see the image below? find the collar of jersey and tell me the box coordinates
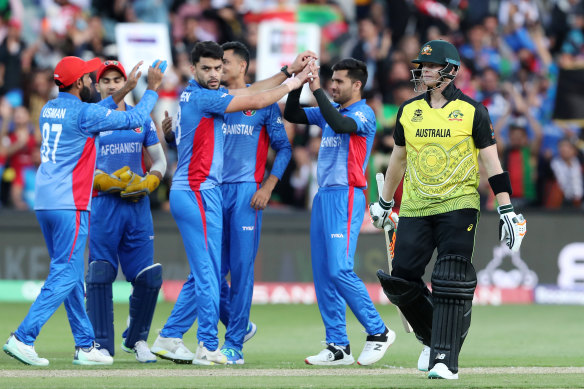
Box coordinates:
[336,99,366,112]
[58,91,83,101]
[423,82,461,106]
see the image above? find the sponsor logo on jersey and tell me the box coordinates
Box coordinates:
[330,233,344,238]
[467,224,474,231]
[448,110,464,121]
[421,45,432,55]
[221,93,228,98]
[100,131,113,137]
[354,111,368,123]
[321,136,342,148]
[415,128,451,137]
[242,226,255,231]
[243,109,256,116]
[411,109,423,122]
[180,92,191,102]
[133,126,143,133]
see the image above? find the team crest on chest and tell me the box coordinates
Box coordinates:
[448,110,463,121]
[133,127,143,133]
[411,109,423,122]
[243,110,256,117]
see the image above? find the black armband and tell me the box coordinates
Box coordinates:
[313,88,357,134]
[488,171,513,196]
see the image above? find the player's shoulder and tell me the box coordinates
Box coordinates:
[400,93,425,111]
[456,91,483,109]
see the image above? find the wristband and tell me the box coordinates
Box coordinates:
[379,196,395,210]
[497,203,514,215]
[283,77,302,91]
[281,65,292,78]
[488,171,513,195]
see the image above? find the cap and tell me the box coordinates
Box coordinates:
[96,60,127,82]
[54,56,102,88]
[412,40,460,67]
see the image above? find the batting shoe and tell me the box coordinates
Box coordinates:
[305,343,354,366]
[243,322,257,343]
[121,340,157,363]
[221,347,244,365]
[151,335,194,364]
[428,362,459,380]
[193,342,228,365]
[73,342,114,365]
[418,345,431,371]
[3,333,49,366]
[357,327,396,366]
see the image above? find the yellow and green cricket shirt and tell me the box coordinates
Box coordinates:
[394,83,496,217]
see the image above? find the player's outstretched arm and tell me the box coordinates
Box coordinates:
[479,144,526,251]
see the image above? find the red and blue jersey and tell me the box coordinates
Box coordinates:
[222,101,291,184]
[95,102,159,182]
[172,80,234,191]
[304,99,376,189]
[34,90,158,211]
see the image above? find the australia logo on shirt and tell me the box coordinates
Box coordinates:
[448,110,463,121]
[133,127,143,133]
[243,110,256,117]
[411,109,423,122]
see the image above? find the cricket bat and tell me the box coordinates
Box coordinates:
[376,172,413,333]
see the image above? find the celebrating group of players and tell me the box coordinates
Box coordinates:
[2,38,526,380]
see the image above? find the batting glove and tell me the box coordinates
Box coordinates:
[369,197,399,231]
[93,166,132,193]
[120,173,160,201]
[497,204,526,252]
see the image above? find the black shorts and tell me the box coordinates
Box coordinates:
[392,208,479,282]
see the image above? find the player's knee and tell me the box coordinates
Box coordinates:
[431,255,476,300]
[377,270,426,306]
[133,263,163,289]
[86,261,116,284]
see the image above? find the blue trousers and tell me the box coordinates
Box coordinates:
[16,210,94,347]
[310,187,385,346]
[164,188,222,350]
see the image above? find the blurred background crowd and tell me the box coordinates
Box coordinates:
[0,0,583,212]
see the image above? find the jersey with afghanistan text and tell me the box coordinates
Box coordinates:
[171,80,234,191]
[34,91,158,211]
[394,83,495,217]
[304,99,376,188]
[223,100,291,184]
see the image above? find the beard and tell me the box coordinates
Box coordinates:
[80,85,92,102]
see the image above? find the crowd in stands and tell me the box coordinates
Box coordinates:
[0,0,582,211]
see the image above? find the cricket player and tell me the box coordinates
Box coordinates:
[2,56,164,366]
[284,58,395,366]
[86,60,167,363]
[369,40,527,379]
[150,41,311,365]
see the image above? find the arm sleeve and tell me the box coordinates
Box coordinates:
[199,88,234,115]
[146,142,167,176]
[79,90,158,134]
[393,105,406,146]
[266,103,292,180]
[144,118,160,147]
[283,87,309,124]
[312,88,357,134]
[473,103,497,149]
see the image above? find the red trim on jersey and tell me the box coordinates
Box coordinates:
[346,187,354,258]
[347,134,367,187]
[72,137,96,210]
[188,117,215,191]
[254,125,269,183]
[195,190,208,250]
[67,211,81,263]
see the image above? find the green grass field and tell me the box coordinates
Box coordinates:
[0,302,582,388]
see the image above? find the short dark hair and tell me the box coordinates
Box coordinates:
[55,79,76,91]
[332,58,368,92]
[221,41,250,75]
[191,41,224,65]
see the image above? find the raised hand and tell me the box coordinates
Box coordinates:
[147,59,165,91]
[289,50,318,74]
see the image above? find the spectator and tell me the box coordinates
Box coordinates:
[550,138,583,208]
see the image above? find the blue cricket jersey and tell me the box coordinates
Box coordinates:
[171,80,233,191]
[304,99,376,188]
[222,101,291,184]
[34,90,158,211]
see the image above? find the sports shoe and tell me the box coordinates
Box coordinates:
[357,327,396,366]
[99,348,111,357]
[305,343,354,366]
[221,347,244,365]
[193,342,228,365]
[151,335,194,364]
[3,334,49,366]
[243,322,257,343]
[121,340,157,363]
[428,362,459,380]
[73,342,114,365]
[418,345,431,371]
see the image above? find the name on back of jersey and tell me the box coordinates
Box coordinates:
[101,142,143,156]
[42,107,67,119]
